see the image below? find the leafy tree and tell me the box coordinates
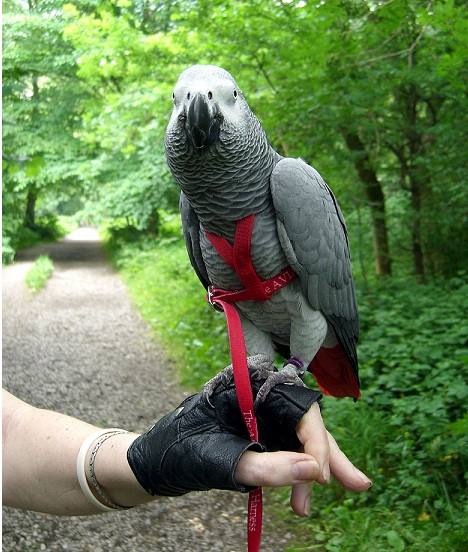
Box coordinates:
[163,0,467,279]
[334,0,468,281]
[304,0,468,280]
[62,2,181,231]
[4,0,466,277]
[2,0,92,253]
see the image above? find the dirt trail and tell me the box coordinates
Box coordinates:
[2,228,296,552]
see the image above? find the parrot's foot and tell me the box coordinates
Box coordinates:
[203,354,273,406]
[254,358,306,407]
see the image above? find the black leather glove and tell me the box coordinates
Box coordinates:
[127,369,322,497]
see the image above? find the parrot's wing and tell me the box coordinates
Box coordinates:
[180,192,210,290]
[271,158,359,388]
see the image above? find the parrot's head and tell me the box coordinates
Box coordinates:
[165,64,261,159]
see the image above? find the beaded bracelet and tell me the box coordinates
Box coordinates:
[76,428,132,512]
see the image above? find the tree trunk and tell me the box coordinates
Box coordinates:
[409,176,426,283]
[25,187,37,228]
[400,81,427,284]
[342,132,392,276]
[147,210,160,235]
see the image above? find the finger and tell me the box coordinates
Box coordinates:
[328,431,372,492]
[295,402,330,485]
[235,450,319,488]
[289,481,312,517]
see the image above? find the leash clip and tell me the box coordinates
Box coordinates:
[207,286,224,313]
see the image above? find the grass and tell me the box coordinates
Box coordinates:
[105,216,468,552]
[25,255,54,292]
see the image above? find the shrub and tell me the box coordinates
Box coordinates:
[2,214,71,263]
[25,255,54,292]
[295,275,468,551]
[2,236,15,265]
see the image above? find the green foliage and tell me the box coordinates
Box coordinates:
[2,211,70,263]
[104,215,231,387]
[356,276,468,505]
[2,0,95,253]
[61,2,181,229]
[89,148,178,232]
[2,236,16,265]
[283,274,468,551]
[107,228,467,551]
[4,0,467,279]
[25,254,54,292]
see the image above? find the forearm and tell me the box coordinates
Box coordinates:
[3,378,371,518]
[2,390,153,515]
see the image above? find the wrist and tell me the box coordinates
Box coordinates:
[87,431,154,509]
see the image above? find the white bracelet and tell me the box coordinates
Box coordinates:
[89,431,131,510]
[76,428,128,512]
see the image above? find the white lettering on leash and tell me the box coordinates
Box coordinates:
[243,409,256,439]
[248,492,262,532]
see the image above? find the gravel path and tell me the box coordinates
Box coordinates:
[2,228,298,552]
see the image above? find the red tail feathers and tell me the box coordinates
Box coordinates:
[309,345,361,399]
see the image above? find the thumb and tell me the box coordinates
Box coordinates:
[235,450,319,488]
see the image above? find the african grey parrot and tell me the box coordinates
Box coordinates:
[165,64,360,402]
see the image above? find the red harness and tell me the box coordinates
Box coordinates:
[204,214,296,552]
[205,214,297,305]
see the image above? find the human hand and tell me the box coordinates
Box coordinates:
[127,369,322,497]
[235,402,372,517]
[127,369,371,510]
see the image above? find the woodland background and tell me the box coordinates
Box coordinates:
[3,1,468,550]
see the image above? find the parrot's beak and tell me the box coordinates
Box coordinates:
[187,92,220,151]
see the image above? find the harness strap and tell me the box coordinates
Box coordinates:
[205,214,297,303]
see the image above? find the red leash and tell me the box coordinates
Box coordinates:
[205,214,297,552]
[208,294,263,552]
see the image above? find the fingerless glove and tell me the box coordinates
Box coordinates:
[127,369,321,497]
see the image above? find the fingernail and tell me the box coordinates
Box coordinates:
[292,460,319,481]
[354,467,372,486]
[303,496,311,517]
[322,463,331,484]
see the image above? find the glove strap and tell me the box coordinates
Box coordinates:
[208,294,263,552]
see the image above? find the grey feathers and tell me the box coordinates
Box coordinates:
[166,65,360,394]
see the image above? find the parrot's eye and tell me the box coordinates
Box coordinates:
[187,92,191,100]
[208,91,213,100]
[233,90,238,99]
[172,92,175,101]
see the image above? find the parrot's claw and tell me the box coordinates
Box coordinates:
[203,355,306,407]
[254,359,306,407]
[203,354,273,406]
[203,366,233,406]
